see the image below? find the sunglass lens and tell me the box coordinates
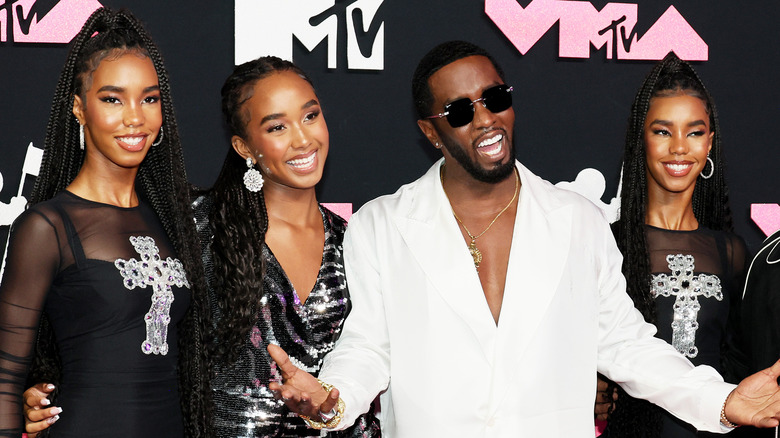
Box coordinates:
[484,85,512,113]
[444,98,474,128]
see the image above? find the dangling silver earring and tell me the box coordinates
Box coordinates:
[152,127,164,147]
[243,157,264,192]
[79,124,85,150]
[700,155,714,179]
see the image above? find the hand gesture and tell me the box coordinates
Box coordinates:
[725,359,780,427]
[267,344,340,419]
[595,376,618,421]
[23,383,61,437]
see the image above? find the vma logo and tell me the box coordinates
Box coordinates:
[486,0,707,61]
[235,0,384,70]
[0,0,101,44]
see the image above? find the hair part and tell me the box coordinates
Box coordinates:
[28,8,212,436]
[412,40,505,120]
[221,56,313,140]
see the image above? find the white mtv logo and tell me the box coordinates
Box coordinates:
[235,0,384,70]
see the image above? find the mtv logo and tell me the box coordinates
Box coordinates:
[235,0,384,70]
[0,0,102,44]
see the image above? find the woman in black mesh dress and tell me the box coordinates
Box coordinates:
[0,7,210,438]
[598,53,749,437]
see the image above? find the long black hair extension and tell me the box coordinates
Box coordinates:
[27,7,212,436]
[209,56,314,365]
[600,52,733,437]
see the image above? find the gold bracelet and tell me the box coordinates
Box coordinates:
[720,390,739,428]
[299,379,346,430]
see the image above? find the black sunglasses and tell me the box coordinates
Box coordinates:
[426,84,513,128]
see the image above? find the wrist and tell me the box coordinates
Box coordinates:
[299,379,345,430]
[720,389,739,429]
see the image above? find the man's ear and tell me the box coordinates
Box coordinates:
[417,119,442,149]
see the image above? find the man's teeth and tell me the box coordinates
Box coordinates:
[287,152,315,167]
[120,136,143,146]
[478,134,503,148]
[665,163,690,172]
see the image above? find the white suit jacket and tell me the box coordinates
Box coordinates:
[320,159,734,437]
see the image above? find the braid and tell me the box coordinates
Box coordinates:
[604,52,734,437]
[28,7,212,436]
[208,57,309,365]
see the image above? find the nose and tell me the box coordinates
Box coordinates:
[471,99,497,129]
[669,134,688,155]
[123,102,144,127]
[293,123,310,148]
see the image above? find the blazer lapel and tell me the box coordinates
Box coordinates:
[393,160,497,360]
[491,163,574,406]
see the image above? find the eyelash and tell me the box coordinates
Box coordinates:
[651,128,706,137]
[99,95,160,105]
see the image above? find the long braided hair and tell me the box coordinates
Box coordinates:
[27,8,212,436]
[601,52,733,437]
[209,56,314,365]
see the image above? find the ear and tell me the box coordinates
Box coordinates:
[72,95,85,125]
[231,135,254,162]
[707,130,714,154]
[417,119,442,149]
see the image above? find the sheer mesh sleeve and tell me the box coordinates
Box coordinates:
[0,209,60,436]
[721,232,751,382]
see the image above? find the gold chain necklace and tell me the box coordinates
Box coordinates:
[440,167,519,272]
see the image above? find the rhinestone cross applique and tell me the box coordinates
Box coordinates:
[115,236,189,355]
[651,254,722,358]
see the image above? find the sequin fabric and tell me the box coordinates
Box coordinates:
[651,254,723,358]
[193,195,380,437]
[115,236,190,355]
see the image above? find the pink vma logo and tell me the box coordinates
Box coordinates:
[486,0,708,61]
[0,0,101,44]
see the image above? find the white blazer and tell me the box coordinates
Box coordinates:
[320,159,733,437]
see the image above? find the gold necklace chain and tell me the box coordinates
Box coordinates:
[440,167,520,272]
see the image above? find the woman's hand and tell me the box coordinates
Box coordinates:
[595,376,618,421]
[267,344,340,419]
[23,383,60,437]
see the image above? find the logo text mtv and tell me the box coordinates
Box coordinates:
[0,0,101,44]
[235,0,384,70]
[486,0,707,61]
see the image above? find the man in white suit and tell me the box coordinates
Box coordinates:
[268,41,780,437]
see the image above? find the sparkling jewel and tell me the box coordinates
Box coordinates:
[650,253,722,358]
[115,236,189,355]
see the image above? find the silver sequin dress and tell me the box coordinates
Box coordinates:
[194,195,380,437]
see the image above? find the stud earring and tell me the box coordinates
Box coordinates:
[79,124,85,150]
[152,127,164,146]
[243,157,264,192]
[700,155,714,179]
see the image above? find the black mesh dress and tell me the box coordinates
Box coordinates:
[622,225,748,438]
[194,195,380,437]
[0,191,190,437]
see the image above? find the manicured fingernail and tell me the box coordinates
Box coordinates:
[40,398,50,406]
[51,407,62,415]
[48,415,60,424]
[45,384,55,390]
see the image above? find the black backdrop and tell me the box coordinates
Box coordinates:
[1,0,778,258]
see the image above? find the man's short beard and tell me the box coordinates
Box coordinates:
[443,136,516,184]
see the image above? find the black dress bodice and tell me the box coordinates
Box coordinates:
[0,191,190,437]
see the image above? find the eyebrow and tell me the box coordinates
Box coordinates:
[649,119,707,127]
[260,99,320,125]
[96,85,160,93]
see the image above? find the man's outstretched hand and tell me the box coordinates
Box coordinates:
[726,359,780,428]
[267,344,340,419]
